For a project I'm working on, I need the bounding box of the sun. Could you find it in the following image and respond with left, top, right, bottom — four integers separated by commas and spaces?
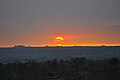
55, 36, 64, 41
55, 36, 64, 46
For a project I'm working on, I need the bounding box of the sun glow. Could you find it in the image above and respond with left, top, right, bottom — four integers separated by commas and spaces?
56, 44, 62, 46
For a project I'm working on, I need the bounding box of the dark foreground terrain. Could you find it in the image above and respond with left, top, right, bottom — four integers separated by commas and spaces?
0, 46, 120, 62
0, 57, 120, 80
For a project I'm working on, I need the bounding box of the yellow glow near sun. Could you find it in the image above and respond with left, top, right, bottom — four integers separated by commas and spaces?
55, 36, 64, 40
57, 44, 62, 46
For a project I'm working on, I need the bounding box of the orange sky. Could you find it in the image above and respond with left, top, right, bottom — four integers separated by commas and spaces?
0, 24, 120, 47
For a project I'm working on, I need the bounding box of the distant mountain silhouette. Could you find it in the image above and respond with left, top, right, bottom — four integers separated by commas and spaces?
14, 45, 26, 48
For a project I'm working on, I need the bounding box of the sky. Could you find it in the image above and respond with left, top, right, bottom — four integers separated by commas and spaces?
0, 0, 120, 47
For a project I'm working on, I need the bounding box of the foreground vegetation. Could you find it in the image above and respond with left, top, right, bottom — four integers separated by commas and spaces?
0, 57, 120, 80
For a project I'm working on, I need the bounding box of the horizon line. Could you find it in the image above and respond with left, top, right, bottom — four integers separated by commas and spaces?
0, 45, 120, 48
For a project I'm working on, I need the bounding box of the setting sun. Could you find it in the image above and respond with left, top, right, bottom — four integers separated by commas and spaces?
55, 36, 64, 41
55, 36, 64, 46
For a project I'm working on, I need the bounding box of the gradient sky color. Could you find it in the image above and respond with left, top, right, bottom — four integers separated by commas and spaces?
0, 0, 120, 47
